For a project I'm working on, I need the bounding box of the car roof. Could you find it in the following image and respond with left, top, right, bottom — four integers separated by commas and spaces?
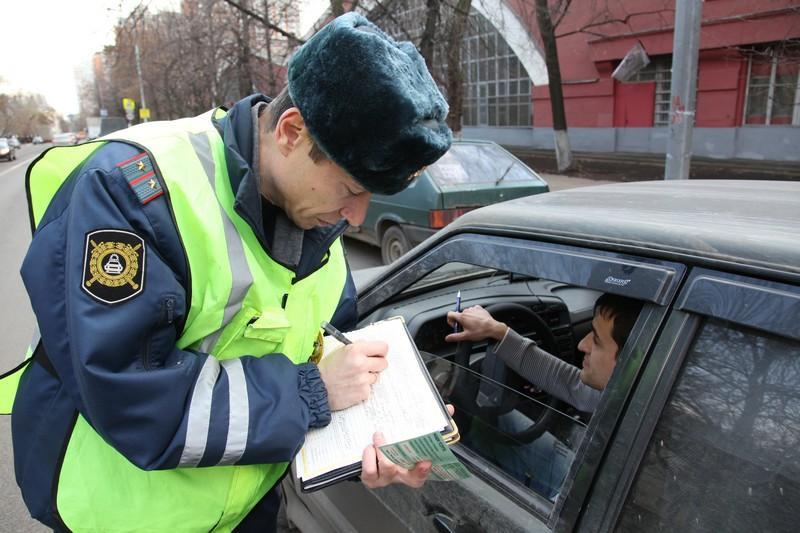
443, 180, 800, 282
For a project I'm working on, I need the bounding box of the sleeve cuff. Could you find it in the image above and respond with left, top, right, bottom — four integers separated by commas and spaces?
297, 363, 332, 428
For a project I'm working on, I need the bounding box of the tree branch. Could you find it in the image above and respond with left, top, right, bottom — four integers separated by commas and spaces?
222, 0, 304, 44
556, 8, 675, 39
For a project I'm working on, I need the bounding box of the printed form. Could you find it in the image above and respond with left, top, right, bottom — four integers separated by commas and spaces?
296, 318, 448, 481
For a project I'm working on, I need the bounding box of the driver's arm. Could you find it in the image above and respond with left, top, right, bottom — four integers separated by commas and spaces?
493, 329, 600, 413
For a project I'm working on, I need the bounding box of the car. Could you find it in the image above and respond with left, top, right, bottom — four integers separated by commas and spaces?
283, 180, 800, 532
52, 132, 78, 146
8, 137, 21, 149
0, 138, 17, 161
32, 135, 44, 145
346, 140, 549, 264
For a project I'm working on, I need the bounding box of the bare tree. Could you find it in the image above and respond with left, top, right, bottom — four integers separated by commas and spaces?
535, 0, 572, 171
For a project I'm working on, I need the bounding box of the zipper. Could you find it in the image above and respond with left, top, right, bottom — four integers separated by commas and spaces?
143, 296, 177, 370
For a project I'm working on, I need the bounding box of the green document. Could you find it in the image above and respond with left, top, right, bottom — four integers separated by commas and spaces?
379, 432, 471, 481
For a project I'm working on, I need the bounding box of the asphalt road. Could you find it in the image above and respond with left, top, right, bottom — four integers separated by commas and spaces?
0, 143, 48, 533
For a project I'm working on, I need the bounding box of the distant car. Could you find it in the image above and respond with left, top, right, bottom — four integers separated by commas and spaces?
0, 138, 17, 161
8, 137, 21, 149
32, 135, 44, 145
347, 140, 549, 264
284, 180, 800, 533
52, 132, 78, 146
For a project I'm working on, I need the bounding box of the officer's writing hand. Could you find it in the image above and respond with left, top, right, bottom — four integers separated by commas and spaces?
318, 340, 388, 411
445, 305, 508, 343
361, 404, 455, 489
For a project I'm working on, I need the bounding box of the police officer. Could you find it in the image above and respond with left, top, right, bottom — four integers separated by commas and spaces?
6, 13, 452, 532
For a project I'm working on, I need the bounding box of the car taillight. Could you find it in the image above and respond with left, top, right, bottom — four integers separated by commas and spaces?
429, 207, 475, 229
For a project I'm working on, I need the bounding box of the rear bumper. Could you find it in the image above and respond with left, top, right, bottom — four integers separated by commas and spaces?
403, 224, 437, 246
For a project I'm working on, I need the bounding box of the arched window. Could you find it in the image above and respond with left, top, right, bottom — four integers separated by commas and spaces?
377, 2, 532, 127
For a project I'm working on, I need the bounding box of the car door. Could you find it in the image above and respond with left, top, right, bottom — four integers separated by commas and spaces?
287, 233, 685, 532
573, 268, 800, 531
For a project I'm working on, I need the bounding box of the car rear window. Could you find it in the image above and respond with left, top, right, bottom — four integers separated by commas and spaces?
617, 318, 800, 532
427, 144, 541, 186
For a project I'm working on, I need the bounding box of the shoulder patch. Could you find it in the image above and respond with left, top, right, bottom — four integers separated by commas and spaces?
117, 152, 164, 205
82, 229, 146, 304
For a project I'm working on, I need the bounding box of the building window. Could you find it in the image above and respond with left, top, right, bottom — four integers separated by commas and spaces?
460, 13, 532, 127
744, 46, 800, 126
378, 2, 532, 128
626, 56, 672, 126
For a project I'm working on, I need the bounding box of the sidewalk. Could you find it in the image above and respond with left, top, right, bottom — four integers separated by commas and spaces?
540, 173, 617, 192
507, 147, 800, 183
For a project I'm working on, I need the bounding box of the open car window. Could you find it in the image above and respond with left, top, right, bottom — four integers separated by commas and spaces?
356, 235, 682, 526
367, 259, 646, 507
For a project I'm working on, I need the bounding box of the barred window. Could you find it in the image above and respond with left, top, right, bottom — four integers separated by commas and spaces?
744, 45, 800, 126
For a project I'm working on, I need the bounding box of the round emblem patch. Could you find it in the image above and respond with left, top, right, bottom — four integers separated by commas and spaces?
82, 229, 146, 304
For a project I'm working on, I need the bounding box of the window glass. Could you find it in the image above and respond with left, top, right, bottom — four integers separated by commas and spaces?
744, 45, 800, 126
617, 319, 800, 532
427, 143, 544, 186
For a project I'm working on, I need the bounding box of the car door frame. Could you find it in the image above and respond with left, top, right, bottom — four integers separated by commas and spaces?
571, 267, 800, 532
353, 232, 687, 531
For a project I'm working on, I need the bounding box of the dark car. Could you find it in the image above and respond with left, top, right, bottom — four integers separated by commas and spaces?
284, 180, 800, 532
0, 138, 17, 161
347, 140, 549, 264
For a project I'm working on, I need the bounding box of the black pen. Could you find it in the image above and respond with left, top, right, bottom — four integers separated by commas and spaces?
321, 321, 353, 345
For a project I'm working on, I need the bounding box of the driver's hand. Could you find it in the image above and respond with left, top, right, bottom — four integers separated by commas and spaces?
446, 305, 508, 342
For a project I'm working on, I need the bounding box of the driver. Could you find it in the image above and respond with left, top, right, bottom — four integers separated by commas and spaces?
446, 293, 644, 413
445, 293, 643, 500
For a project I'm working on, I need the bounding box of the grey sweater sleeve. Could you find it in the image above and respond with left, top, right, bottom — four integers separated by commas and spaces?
493, 329, 601, 412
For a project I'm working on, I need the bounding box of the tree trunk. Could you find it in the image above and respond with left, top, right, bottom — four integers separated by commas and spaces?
445, 0, 471, 136
419, 0, 440, 68
535, 0, 573, 171
237, 0, 254, 98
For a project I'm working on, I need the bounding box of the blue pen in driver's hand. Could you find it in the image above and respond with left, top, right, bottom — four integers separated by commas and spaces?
453, 290, 462, 333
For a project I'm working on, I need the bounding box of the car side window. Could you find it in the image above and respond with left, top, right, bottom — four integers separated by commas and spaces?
616, 318, 800, 532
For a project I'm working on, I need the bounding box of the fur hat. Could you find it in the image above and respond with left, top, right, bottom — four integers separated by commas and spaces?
288, 13, 452, 195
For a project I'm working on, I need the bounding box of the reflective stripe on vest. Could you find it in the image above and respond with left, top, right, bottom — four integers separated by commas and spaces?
21, 109, 347, 532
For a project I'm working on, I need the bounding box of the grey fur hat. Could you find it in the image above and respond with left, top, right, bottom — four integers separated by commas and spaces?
288, 13, 452, 195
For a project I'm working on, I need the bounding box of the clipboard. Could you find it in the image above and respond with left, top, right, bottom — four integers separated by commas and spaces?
296, 316, 461, 492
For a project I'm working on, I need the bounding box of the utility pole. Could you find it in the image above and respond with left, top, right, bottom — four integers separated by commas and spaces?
664, 0, 702, 180
134, 44, 148, 122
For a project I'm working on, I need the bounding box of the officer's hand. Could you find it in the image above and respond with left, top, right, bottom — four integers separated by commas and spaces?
445, 305, 508, 343
361, 404, 455, 489
318, 340, 388, 411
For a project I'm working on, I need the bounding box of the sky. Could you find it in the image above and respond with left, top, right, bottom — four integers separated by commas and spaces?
2, 0, 327, 116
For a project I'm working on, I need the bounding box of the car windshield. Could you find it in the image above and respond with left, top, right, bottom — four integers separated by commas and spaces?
0, 139, 8, 148
427, 143, 544, 187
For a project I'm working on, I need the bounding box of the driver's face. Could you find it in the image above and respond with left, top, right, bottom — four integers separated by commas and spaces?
577, 311, 619, 390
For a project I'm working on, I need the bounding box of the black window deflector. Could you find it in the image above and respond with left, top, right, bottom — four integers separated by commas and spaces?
676, 268, 800, 341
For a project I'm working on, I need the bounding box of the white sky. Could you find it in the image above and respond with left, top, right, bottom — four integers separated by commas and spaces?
2, 0, 328, 116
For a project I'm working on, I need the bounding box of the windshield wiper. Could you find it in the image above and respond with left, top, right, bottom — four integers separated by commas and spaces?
495, 162, 514, 185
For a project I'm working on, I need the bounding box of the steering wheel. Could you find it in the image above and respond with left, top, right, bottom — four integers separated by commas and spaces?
448, 302, 565, 444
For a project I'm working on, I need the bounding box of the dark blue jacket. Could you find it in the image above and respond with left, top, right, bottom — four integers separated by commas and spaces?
12, 94, 358, 527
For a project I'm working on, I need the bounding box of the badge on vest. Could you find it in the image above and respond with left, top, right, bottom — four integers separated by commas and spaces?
82, 229, 146, 304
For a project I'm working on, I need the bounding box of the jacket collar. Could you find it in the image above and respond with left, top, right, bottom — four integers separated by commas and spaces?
213, 94, 348, 275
